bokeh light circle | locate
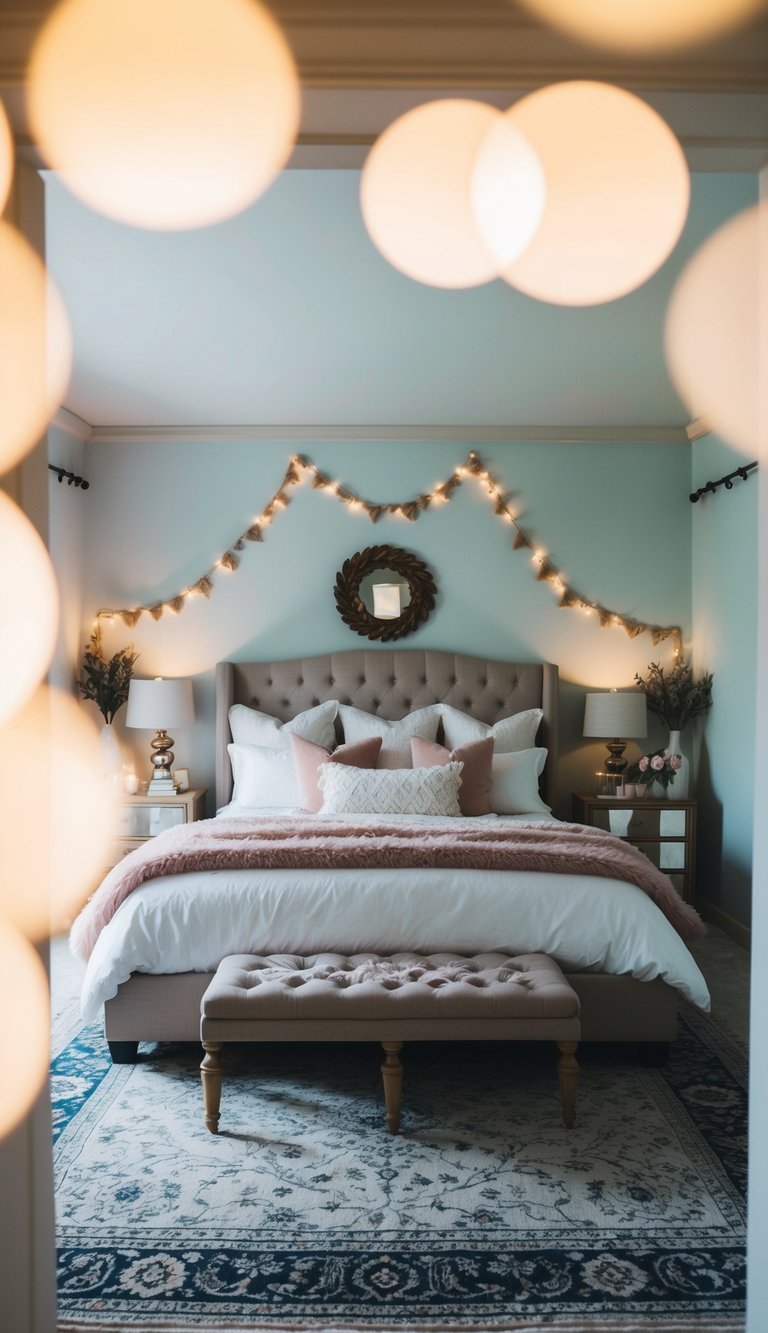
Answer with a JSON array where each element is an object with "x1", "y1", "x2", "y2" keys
[
  {"x1": 514, "y1": 0, "x2": 767, "y2": 55},
  {"x1": 501, "y1": 83, "x2": 690, "y2": 307},
  {"x1": 666, "y1": 204, "x2": 765, "y2": 457},
  {"x1": 470, "y1": 116, "x2": 546, "y2": 271},
  {"x1": 361, "y1": 99, "x2": 543, "y2": 289},
  {"x1": 0, "y1": 220, "x2": 72, "y2": 473},
  {"x1": 0, "y1": 922, "x2": 49, "y2": 1139},
  {"x1": 0, "y1": 99, "x2": 13, "y2": 213},
  {"x1": 0, "y1": 688, "x2": 119, "y2": 940},
  {"x1": 28, "y1": 0, "x2": 300, "y2": 231},
  {"x1": 0, "y1": 492, "x2": 59, "y2": 726}
]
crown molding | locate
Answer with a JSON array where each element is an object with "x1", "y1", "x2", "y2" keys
[
  {"x1": 52, "y1": 407, "x2": 92, "y2": 440},
  {"x1": 86, "y1": 423, "x2": 690, "y2": 445},
  {"x1": 686, "y1": 416, "x2": 713, "y2": 441},
  {"x1": 287, "y1": 128, "x2": 768, "y2": 171},
  {"x1": 1, "y1": 2, "x2": 766, "y2": 95}
]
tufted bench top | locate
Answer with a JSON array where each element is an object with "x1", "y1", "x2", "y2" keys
[
  {"x1": 201, "y1": 951, "x2": 580, "y2": 1023},
  {"x1": 199, "y1": 951, "x2": 581, "y2": 1135}
]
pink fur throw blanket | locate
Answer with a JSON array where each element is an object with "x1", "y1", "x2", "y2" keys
[{"x1": 71, "y1": 816, "x2": 705, "y2": 961}]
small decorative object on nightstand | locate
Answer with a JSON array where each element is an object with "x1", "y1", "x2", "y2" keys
[
  {"x1": 110, "y1": 787, "x2": 207, "y2": 869},
  {"x1": 573, "y1": 791, "x2": 697, "y2": 903}
]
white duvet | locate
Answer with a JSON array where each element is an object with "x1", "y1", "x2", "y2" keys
[{"x1": 79, "y1": 810, "x2": 710, "y2": 1020}]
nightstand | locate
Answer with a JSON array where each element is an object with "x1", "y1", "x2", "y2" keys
[
  {"x1": 109, "y1": 788, "x2": 207, "y2": 868},
  {"x1": 572, "y1": 792, "x2": 697, "y2": 904}
]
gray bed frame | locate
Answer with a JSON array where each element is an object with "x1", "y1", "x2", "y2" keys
[{"x1": 104, "y1": 649, "x2": 677, "y2": 1061}]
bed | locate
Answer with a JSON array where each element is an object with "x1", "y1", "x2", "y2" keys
[{"x1": 88, "y1": 649, "x2": 708, "y2": 1061}]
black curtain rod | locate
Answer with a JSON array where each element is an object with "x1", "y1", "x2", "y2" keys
[
  {"x1": 689, "y1": 461, "x2": 757, "y2": 503},
  {"x1": 48, "y1": 464, "x2": 89, "y2": 490}
]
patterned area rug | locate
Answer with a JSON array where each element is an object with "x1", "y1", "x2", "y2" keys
[{"x1": 52, "y1": 1012, "x2": 746, "y2": 1331}]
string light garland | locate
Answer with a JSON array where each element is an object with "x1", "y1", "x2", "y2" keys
[{"x1": 95, "y1": 450, "x2": 682, "y2": 656}]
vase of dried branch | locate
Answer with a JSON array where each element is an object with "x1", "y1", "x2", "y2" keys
[
  {"x1": 667, "y1": 730, "x2": 690, "y2": 799},
  {"x1": 99, "y1": 723, "x2": 123, "y2": 787}
]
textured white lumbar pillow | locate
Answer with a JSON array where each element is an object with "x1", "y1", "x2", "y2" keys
[{"x1": 317, "y1": 761, "x2": 463, "y2": 817}]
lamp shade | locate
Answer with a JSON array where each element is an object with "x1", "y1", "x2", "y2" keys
[
  {"x1": 583, "y1": 691, "x2": 647, "y2": 739},
  {"x1": 126, "y1": 678, "x2": 194, "y2": 730}
]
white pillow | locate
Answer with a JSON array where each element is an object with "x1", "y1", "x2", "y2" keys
[
  {"x1": 490, "y1": 747, "x2": 551, "y2": 816},
  {"x1": 318, "y1": 761, "x2": 463, "y2": 817},
  {"x1": 229, "y1": 699, "x2": 338, "y2": 750},
  {"x1": 440, "y1": 704, "x2": 542, "y2": 753},
  {"x1": 338, "y1": 704, "x2": 441, "y2": 769},
  {"x1": 228, "y1": 742, "x2": 298, "y2": 808}
]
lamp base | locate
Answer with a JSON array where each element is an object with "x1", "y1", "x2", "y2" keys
[
  {"x1": 148, "y1": 728, "x2": 177, "y2": 793},
  {"x1": 603, "y1": 739, "x2": 628, "y2": 774}
]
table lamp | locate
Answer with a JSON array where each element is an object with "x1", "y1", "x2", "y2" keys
[
  {"x1": 583, "y1": 690, "x2": 647, "y2": 793},
  {"x1": 126, "y1": 677, "x2": 195, "y2": 793}
]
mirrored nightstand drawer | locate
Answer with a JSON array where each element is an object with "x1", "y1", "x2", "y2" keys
[
  {"x1": 634, "y1": 841, "x2": 687, "y2": 872},
  {"x1": 118, "y1": 805, "x2": 186, "y2": 837},
  {"x1": 589, "y1": 807, "x2": 687, "y2": 839},
  {"x1": 665, "y1": 873, "x2": 686, "y2": 899},
  {"x1": 106, "y1": 788, "x2": 207, "y2": 871}
]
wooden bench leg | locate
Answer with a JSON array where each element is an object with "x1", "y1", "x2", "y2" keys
[
  {"x1": 380, "y1": 1041, "x2": 404, "y2": 1135},
  {"x1": 201, "y1": 1041, "x2": 223, "y2": 1134},
  {"x1": 556, "y1": 1040, "x2": 579, "y2": 1128}
]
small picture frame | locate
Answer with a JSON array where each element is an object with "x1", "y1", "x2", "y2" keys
[{"x1": 174, "y1": 768, "x2": 190, "y2": 792}]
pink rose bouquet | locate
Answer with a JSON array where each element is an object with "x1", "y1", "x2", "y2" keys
[{"x1": 628, "y1": 747, "x2": 681, "y2": 790}]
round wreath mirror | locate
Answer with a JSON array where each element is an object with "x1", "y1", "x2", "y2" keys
[{"x1": 333, "y1": 544, "x2": 437, "y2": 642}]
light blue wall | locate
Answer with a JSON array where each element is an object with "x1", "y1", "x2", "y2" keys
[
  {"x1": 82, "y1": 437, "x2": 691, "y2": 815},
  {"x1": 692, "y1": 433, "x2": 758, "y2": 929},
  {"x1": 61, "y1": 166, "x2": 758, "y2": 910}
]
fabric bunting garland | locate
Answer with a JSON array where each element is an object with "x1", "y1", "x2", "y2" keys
[{"x1": 95, "y1": 451, "x2": 683, "y2": 656}]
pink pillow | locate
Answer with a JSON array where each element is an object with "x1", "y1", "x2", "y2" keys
[
  {"x1": 411, "y1": 736, "x2": 493, "y2": 816},
  {"x1": 290, "y1": 733, "x2": 382, "y2": 812}
]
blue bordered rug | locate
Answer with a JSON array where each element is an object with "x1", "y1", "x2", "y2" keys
[{"x1": 53, "y1": 1012, "x2": 746, "y2": 1330}]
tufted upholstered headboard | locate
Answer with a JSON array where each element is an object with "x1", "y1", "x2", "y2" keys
[{"x1": 215, "y1": 649, "x2": 558, "y2": 812}]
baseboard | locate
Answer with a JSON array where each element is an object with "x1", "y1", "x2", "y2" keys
[{"x1": 694, "y1": 895, "x2": 751, "y2": 951}]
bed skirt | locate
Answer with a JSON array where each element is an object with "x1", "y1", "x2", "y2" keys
[{"x1": 103, "y1": 969, "x2": 679, "y2": 1045}]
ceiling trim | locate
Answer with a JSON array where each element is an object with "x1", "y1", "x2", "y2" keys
[
  {"x1": 1, "y1": 3, "x2": 767, "y2": 95},
  {"x1": 17, "y1": 129, "x2": 768, "y2": 174},
  {"x1": 286, "y1": 129, "x2": 768, "y2": 170},
  {"x1": 52, "y1": 407, "x2": 92, "y2": 440},
  {"x1": 86, "y1": 423, "x2": 691, "y2": 445},
  {"x1": 288, "y1": 66, "x2": 768, "y2": 95},
  {"x1": 686, "y1": 417, "x2": 713, "y2": 441}
]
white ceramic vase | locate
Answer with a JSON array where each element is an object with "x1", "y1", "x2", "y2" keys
[
  {"x1": 99, "y1": 722, "x2": 123, "y2": 787},
  {"x1": 666, "y1": 729, "x2": 690, "y2": 800}
]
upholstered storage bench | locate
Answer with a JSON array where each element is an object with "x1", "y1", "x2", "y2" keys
[{"x1": 200, "y1": 951, "x2": 581, "y2": 1135}]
